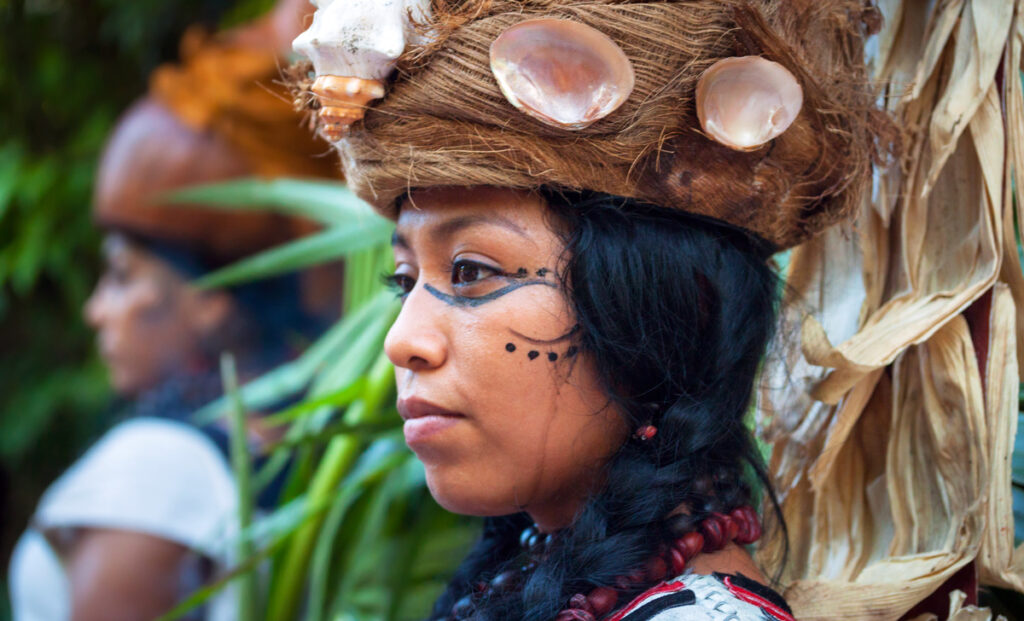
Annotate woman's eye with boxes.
[108,267,131,285]
[452,260,499,286]
[385,273,416,296]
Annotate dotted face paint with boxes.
[503,325,581,363]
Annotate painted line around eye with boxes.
[423,279,556,308]
[507,324,579,345]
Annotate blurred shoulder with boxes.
[35,417,236,553]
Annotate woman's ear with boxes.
[185,288,236,338]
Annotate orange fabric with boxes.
[150,27,337,180]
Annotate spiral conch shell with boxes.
[489,19,635,130]
[696,56,803,151]
[292,0,431,140]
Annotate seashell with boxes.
[294,0,430,139]
[696,56,803,151]
[312,76,386,141]
[489,19,635,130]
[293,0,430,81]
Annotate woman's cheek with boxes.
[421,440,530,516]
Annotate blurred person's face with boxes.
[84,233,231,397]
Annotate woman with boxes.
[8,1,339,619]
[387,188,786,620]
[293,0,890,619]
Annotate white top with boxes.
[611,572,794,621]
[9,418,239,621]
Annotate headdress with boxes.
[95,13,339,266]
[294,0,892,251]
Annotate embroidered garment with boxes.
[611,573,794,621]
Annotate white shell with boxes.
[293,0,431,81]
[696,56,803,151]
[490,19,635,130]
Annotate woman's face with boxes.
[385,187,627,530]
[84,234,229,397]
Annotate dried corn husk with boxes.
[758,1,1024,618]
[908,589,1008,621]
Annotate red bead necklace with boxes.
[447,505,762,621]
[555,505,762,620]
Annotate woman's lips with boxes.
[397,398,465,446]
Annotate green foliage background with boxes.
[1,1,1023,619]
[0,0,274,616]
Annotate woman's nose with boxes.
[384,288,448,372]
[84,281,107,328]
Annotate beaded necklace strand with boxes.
[446,505,762,621]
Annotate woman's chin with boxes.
[423,468,520,517]
[108,367,147,398]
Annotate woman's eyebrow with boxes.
[431,214,529,241]
[391,230,409,249]
[392,214,529,249]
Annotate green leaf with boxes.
[192,290,396,424]
[222,355,256,621]
[194,219,394,289]
[161,178,384,226]
[154,534,289,621]
[313,449,417,621]
[260,418,397,454]
[0,143,24,221]
[262,377,368,426]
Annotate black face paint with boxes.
[528,351,540,360]
[536,268,549,277]
[506,343,516,353]
[512,267,529,279]
[566,345,579,357]
[547,352,558,362]
[423,279,556,308]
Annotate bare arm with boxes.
[63,528,194,621]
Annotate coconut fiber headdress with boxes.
[294,0,892,250]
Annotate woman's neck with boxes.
[687,542,769,584]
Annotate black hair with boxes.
[428,192,786,621]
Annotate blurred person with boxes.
[7,1,340,619]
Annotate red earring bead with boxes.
[634,425,658,441]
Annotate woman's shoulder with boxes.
[34,417,237,553]
[609,572,794,621]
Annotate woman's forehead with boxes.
[395,187,550,239]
